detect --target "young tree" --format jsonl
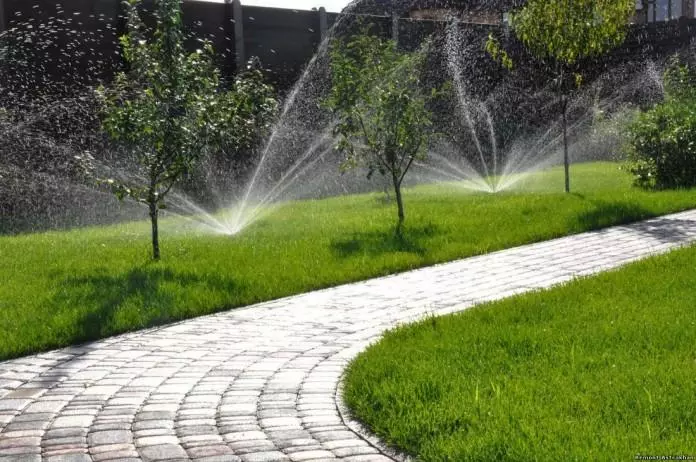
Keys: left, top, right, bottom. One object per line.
{"left": 325, "top": 33, "right": 439, "bottom": 233}
{"left": 98, "top": 0, "right": 276, "bottom": 260}
{"left": 489, "top": 0, "right": 634, "bottom": 193}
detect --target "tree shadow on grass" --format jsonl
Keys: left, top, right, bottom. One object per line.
{"left": 576, "top": 199, "right": 696, "bottom": 243}
{"left": 625, "top": 217, "right": 696, "bottom": 243}
{"left": 576, "top": 200, "right": 653, "bottom": 230}
{"left": 331, "top": 223, "right": 439, "bottom": 258}
{"left": 51, "top": 265, "right": 241, "bottom": 344}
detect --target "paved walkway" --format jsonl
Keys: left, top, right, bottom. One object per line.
{"left": 2, "top": 210, "right": 696, "bottom": 462}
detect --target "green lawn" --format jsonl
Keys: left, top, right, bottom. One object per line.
{"left": 343, "top": 244, "right": 696, "bottom": 461}
{"left": 1, "top": 162, "right": 696, "bottom": 360}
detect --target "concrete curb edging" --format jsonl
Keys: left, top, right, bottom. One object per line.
{"left": 335, "top": 367, "right": 413, "bottom": 462}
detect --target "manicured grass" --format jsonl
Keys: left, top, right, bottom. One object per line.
{"left": 1, "top": 162, "right": 696, "bottom": 360}
{"left": 343, "top": 244, "right": 696, "bottom": 461}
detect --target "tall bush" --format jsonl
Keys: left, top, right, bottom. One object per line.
{"left": 627, "top": 58, "right": 696, "bottom": 189}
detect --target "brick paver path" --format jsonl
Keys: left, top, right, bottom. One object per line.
{"left": 2, "top": 210, "right": 696, "bottom": 462}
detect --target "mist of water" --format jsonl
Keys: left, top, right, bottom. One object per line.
{"left": 0, "top": 1, "right": 672, "bottom": 236}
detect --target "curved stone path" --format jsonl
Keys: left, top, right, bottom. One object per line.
{"left": 2, "top": 210, "right": 696, "bottom": 462}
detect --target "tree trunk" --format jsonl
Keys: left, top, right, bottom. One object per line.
{"left": 562, "top": 96, "right": 570, "bottom": 193}
{"left": 557, "top": 65, "right": 570, "bottom": 194}
{"left": 392, "top": 172, "right": 405, "bottom": 235}
{"left": 149, "top": 200, "right": 160, "bottom": 261}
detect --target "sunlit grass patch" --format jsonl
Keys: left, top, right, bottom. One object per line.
{"left": 343, "top": 244, "right": 696, "bottom": 460}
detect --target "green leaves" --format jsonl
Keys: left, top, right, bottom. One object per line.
{"left": 99, "top": 0, "right": 277, "bottom": 205}
{"left": 663, "top": 55, "right": 696, "bottom": 103}
{"left": 214, "top": 67, "right": 278, "bottom": 153}
{"left": 100, "top": 0, "right": 220, "bottom": 194}
{"left": 627, "top": 59, "right": 696, "bottom": 189}
{"left": 325, "top": 33, "right": 438, "bottom": 184}
{"left": 510, "top": 0, "right": 634, "bottom": 66}
{"left": 485, "top": 34, "right": 513, "bottom": 70}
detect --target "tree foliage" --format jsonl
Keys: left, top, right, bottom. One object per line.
{"left": 662, "top": 56, "right": 696, "bottom": 102}
{"left": 325, "top": 32, "right": 441, "bottom": 231}
{"left": 510, "top": 0, "right": 635, "bottom": 67}
{"left": 97, "top": 0, "right": 276, "bottom": 259}
{"left": 214, "top": 58, "right": 278, "bottom": 156}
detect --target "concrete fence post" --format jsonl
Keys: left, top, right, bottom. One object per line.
{"left": 685, "top": 0, "right": 695, "bottom": 19}
{"left": 319, "top": 6, "right": 328, "bottom": 42}
{"left": 392, "top": 12, "right": 399, "bottom": 44}
{"left": 503, "top": 12, "right": 510, "bottom": 40}
{"left": 115, "top": 0, "right": 127, "bottom": 44}
{"left": 232, "top": 0, "right": 246, "bottom": 71}
{"left": 0, "top": 0, "right": 6, "bottom": 34}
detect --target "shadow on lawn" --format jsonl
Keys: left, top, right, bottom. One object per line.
{"left": 576, "top": 200, "right": 653, "bottom": 230}
{"left": 615, "top": 217, "right": 696, "bottom": 243}
{"left": 331, "top": 223, "right": 439, "bottom": 258}
{"left": 51, "top": 265, "right": 240, "bottom": 341}
{"left": 577, "top": 199, "right": 696, "bottom": 243}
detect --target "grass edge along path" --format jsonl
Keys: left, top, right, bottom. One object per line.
{"left": 2, "top": 162, "right": 696, "bottom": 360}
{"left": 343, "top": 242, "right": 696, "bottom": 461}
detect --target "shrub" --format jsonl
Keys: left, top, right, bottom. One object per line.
{"left": 626, "top": 59, "right": 696, "bottom": 189}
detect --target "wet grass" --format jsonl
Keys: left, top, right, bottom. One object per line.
{"left": 343, "top": 244, "right": 696, "bottom": 461}
{"left": 2, "top": 162, "right": 696, "bottom": 359}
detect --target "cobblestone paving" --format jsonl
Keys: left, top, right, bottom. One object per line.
{"left": 2, "top": 210, "right": 696, "bottom": 462}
